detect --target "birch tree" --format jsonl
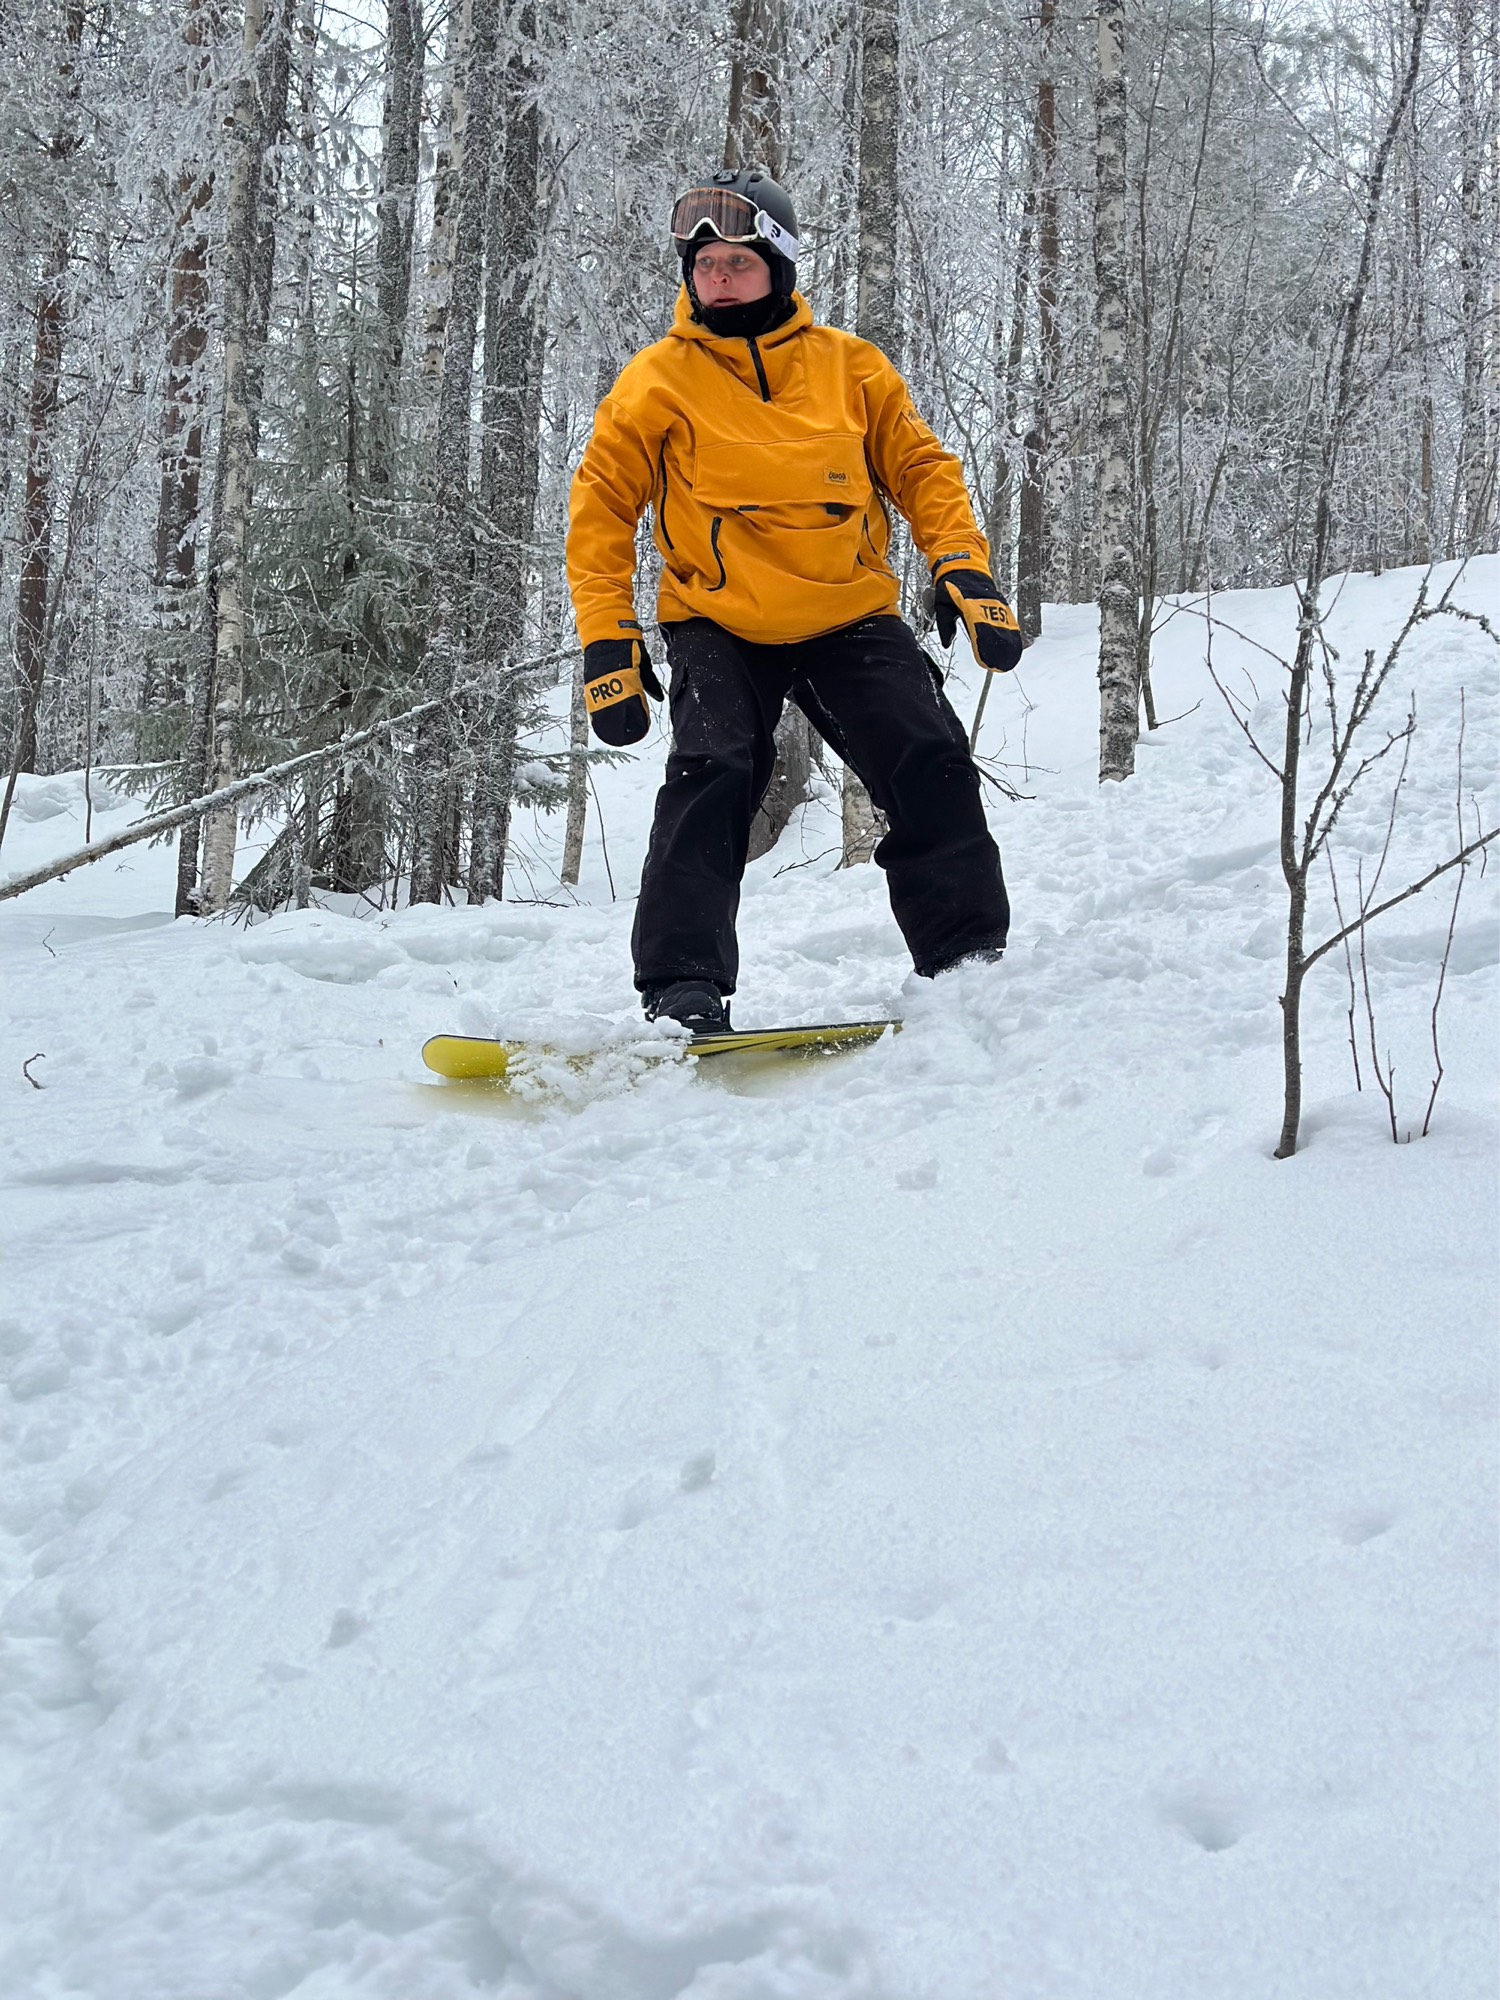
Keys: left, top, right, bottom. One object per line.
{"left": 1095, "top": 0, "right": 1139, "bottom": 782}
{"left": 560, "top": 657, "right": 588, "bottom": 886}
{"left": 1451, "top": 0, "right": 1494, "bottom": 552}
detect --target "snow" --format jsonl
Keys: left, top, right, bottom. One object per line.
{"left": 1, "top": 560, "right": 1496, "bottom": 1999}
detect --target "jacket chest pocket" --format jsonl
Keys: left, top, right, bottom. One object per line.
{"left": 692, "top": 434, "right": 872, "bottom": 514}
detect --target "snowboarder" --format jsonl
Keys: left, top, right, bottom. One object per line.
{"left": 566, "top": 169, "right": 1023, "bottom": 1032}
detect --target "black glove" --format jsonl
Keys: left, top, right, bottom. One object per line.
{"left": 582, "top": 632, "right": 664, "bottom": 746}
{"left": 933, "top": 568, "right": 1024, "bottom": 674}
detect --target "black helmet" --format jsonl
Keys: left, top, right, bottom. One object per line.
{"left": 670, "top": 169, "right": 799, "bottom": 299}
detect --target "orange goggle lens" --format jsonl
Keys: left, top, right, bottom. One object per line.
{"left": 669, "top": 187, "right": 761, "bottom": 245}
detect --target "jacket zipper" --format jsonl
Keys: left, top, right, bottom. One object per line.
{"left": 746, "top": 336, "right": 771, "bottom": 402}
{"left": 707, "top": 516, "right": 727, "bottom": 591}
{"left": 656, "top": 440, "right": 674, "bottom": 548}
{"left": 857, "top": 510, "right": 890, "bottom": 575}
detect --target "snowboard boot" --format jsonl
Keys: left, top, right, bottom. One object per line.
{"left": 643, "top": 980, "right": 732, "bottom": 1034}
{"left": 923, "top": 939, "right": 1006, "bottom": 978}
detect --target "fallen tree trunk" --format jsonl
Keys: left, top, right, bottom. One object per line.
{"left": 0, "top": 701, "right": 439, "bottom": 905}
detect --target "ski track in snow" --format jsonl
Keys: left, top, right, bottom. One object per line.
{"left": 0, "top": 562, "right": 1495, "bottom": 1998}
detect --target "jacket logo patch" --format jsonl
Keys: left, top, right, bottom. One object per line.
{"left": 825, "top": 469, "right": 848, "bottom": 484}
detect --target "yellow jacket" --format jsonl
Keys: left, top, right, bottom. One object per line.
{"left": 567, "top": 290, "right": 989, "bottom": 649}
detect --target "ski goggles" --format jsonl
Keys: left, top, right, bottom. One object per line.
{"left": 669, "top": 187, "right": 800, "bottom": 263}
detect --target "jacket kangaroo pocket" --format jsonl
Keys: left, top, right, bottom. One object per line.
{"left": 692, "top": 435, "right": 873, "bottom": 585}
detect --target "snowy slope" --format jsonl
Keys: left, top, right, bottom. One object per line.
{"left": 0, "top": 561, "right": 1495, "bottom": 2000}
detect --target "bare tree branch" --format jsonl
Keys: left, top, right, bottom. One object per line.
{"left": 1303, "top": 824, "right": 1498, "bottom": 974}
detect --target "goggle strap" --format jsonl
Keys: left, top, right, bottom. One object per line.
{"left": 754, "top": 209, "right": 799, "bottom": 262}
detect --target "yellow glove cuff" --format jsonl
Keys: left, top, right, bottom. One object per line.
{"left": 584, "top": 652, "right": 645, "bottom": 715}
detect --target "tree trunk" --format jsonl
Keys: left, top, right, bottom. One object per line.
{"left": 724, "top": 0, "right": 784, "bottom": 175}
{"left": 722, "top": 0, "right": 811, "bottom": 864}
{"left": 327, "top": 237, "right": 388, "bottom": 896}
{"left": 323, "top": 0, "right": 424, "bottom": 895}
{"left": 408, "top": 0, "right": 498, "bottom": 906}
{"left": 854, "top": 0, "right": 900, "bottom": 368}
{"left": 11, "top": 0, "right": 83, "bottom": 778}
{"left": 369, "top": 0, "right": 423, "bottom": 494}
{"left": 420, "top": 0, "right": 473, "bottom": 381}
{"left": 143, "top": 0, "right": 214, "bottom": 727}
{"left": 841, "top": 763, "right": 883, "bottom": 865}
{"left": 824, "top": 38, "right": 862, "bottom": 330}
{"left": 747, "top": 705, "right": 812, "bottom": 862}
{"left": 561, "top": 652, "right": 588, "bottom": 886}
{"left": 467, "top": 5, "right": 543, "bottom": 905}
{"left": 1418, "top": 187, "right": 1438, "bottom": 564}
{"left": 199, "top": 0, "right": 293, "bottom": 912}
{"left": 837, "top": 0, "right": 900, "bottom": 864}
{"left": 989, "top": 181, "right": 1034, "bottom": 595}
{"left": 13, "top": 227, "right": 68, "bottom": 777}
{"left": 1095, "top": 0, "right": 1139, "bottom": 784}
{"left": 1016, "top": 0, "right": 1058, "bottom": 641}
{"left": 174, "top": 470, "right": 222, "bottom": 913}
{"left": 468, "top": 688, "right": 518, "bottom": 901}
{"left": 1452, "top": 0, "right": 1491, "bottom": 553}
{"left": 1131, "top": 3, "right": 1216, "bottom": 726}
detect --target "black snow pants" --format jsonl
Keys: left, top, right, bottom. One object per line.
{"left": 632, "top": 615, "right": 1010, "bottom": 995}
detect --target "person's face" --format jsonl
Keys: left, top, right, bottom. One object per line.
{"left": 691, "top": 239, "right": 773, "bottom": 306}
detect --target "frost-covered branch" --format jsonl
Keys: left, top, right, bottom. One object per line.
{"left": 0, "top": 701, "right": 440, "bottom": 906}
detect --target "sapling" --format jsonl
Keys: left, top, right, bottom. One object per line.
{"left": 1205, "top": 576, "right": 1496, "bottom": 1156}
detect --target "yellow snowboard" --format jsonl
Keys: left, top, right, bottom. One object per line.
{"left": 422, "top": 1019, "right": 899, "bottom": 1083}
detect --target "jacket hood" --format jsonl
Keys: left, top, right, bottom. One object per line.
{"left": 669, "top": 286, "right": 814, "bottom": 347}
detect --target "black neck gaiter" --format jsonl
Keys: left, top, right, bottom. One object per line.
{"left": 693, "top": 292, "right": 796, "bottom": 340}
